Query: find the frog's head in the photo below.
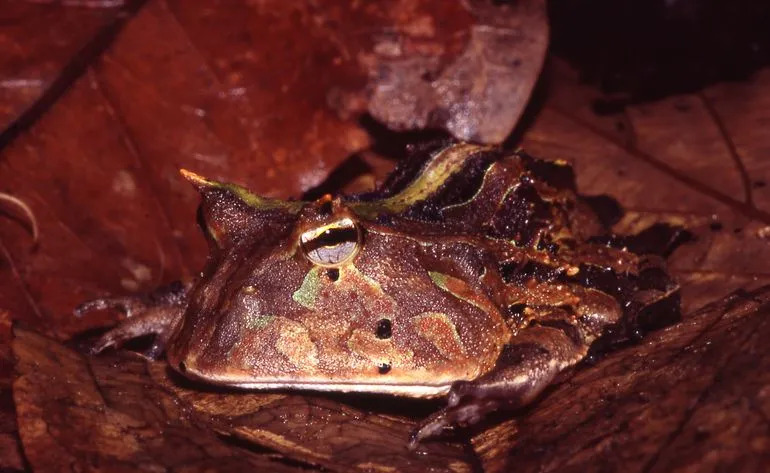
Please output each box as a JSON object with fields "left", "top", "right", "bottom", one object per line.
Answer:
{"left": 167, "top": 144, "right": 516, "bottom": 397}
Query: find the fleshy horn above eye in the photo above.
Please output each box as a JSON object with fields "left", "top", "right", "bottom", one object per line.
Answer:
{"left": 179, "top": 168, "right": 305, "bottom": 247}
{"left": 299, "top": 217, "right": 361, "bottom": 267}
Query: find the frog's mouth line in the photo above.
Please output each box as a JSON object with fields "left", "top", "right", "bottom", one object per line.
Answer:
{"left": 179, "top": 367, "right": 453, "bottom": 398}
{"left": 229, "top": 381, "right": 452, "bottom": 398}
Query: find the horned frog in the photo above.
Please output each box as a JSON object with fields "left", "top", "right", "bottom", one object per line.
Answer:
{"left": 77, "top": 142, "right": 679, "bottom": 447}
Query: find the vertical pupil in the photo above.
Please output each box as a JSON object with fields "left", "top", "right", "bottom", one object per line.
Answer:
{"left": 375, "top": 318, "right": 392, "bottom": 339}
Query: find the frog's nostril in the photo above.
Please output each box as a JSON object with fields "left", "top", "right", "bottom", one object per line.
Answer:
{"left": 327, "top": 268, "right": 339, "bottom": 282}
{"left": 378, "top": 362, "right": 391, "bottom": 374}
{"left": 376, "top": 318, "right": 392, "bottom": 339}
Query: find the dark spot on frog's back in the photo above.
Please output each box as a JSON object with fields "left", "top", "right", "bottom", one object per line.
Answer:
{"left": 506, "top": 303, "right": 529, "bottom": 328}
{"left": 565, "top": 264, "right": 630, "bottom": 299}
{"left": 591, "top": 223, "right": 693, "bottom": 258}
{"left": 376, "top": 318, "right": 392, "bottom": 339}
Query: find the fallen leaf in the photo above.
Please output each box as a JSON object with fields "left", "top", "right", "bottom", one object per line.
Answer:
{"left": 522, "top": 60, "right": 770, "bottom": 312}
{"left": 12, "top": 327, "right": 310, "bottom": 473}
{"left": 361, "top": 0, "right": 548, "bottom": 143}
{"left": 474, "top": 285, "right": 770, "bottom": 472}
{"left": 0, "top": 1, "right": 128, "bottom": 135}
{"left": 0, "top": 0, "right": 546, "bottom": 337}
{"left": 12, "top": 327, "right": 471, "bottom": 472}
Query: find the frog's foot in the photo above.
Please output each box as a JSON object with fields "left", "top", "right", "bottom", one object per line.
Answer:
{"left": 409, "top": 395, "right": 501, "bottom": 449}
{"left": 75, "top": 295, "right": 150, "bottom": 319}
{"left": 75, "top": 282, "right": 188, "bottom": 359}
{"left": 86, "top": 305, "right": 183, "bottom": 358}
{"left": 409, "top": 322, "right": 593, "bottom": 448}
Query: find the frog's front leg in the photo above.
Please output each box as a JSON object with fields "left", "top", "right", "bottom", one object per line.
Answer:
{"left": 75, "top": 281, "right": 188, "bottom": 359}
{"left": 410, "top": 287, "right": 621, "bottom": 448}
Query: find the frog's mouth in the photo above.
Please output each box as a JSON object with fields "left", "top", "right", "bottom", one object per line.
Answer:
{"left": 230, "top": 380, "right": 451, "bottom": 398}
{"left": 176, "top": 362, "right": 453, "bottom": 398}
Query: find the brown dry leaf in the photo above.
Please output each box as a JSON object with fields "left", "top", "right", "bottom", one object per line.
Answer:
{"left": 360, "top": 0, "right": 548, "bottom": 143}
{"left": 0, "top": 1, "right": 128, "bottom": 134}
{"left": 12, "top": 327, "right": 315, "bottom": 473}
{"left": 0, "top": 0, "right": 546, "bottom": 337}
{"left": 474, "top": 286, "right": 770, "bottom": 472}
{"left": 0, "top": 310, "right": 24, "bottom": 473}
{"left": 523, "top": 60, "right": 770, "bottom": 313}
{"left": 12, "top": 327, "right": 471, "bottom": 472}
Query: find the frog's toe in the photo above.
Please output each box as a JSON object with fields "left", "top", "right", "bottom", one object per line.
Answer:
{"left": 85, "top": 305, "right": 183, "bottom": 359}
{"left": 75, "top": 296, "right": 147, "bottom": 319}
{"left": 90, "top": 333, "right": 117, "bottom": 354}
{"left": 89, "top": 320, "right": 143, "bottom": 355}
{"left": 409, "top": 410, "right": 453, "bottom": 449}
{"left": 88, "top": 322, "right": 162, "bottom": 359}
{"left": 409, "top": 398, "right": 500, "bottom": 449}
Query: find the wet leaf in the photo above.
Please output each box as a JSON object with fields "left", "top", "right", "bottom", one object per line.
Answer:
{"left": 361, "top": 0, "right": 548, "bottom": 143}
{"left": 522, "top": 61, "right": 770, "bottom": 313}
{"left": 474, "top": 285, "right": 770, "bottom": 472}
{"left": 12, "top": 327, "right": 471, "bottom": 472}
{"left": 12, "top": 327, "right": 309, "bottom": 473}
{"left": 0, "top": 1, "right": 127, "bottom": 135}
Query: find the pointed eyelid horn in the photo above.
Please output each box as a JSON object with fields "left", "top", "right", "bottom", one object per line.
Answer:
{"left": 179, "top": 168, "right": 214, "bottom": 188}
{"left": 178, "top": 169, "right": 306, "bottom": 213}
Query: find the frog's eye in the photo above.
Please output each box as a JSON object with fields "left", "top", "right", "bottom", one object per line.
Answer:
{"left": 300, "top": 217, "right": 361, "bottom": 267}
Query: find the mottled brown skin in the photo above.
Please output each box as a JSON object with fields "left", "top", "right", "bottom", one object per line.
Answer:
{"left": 76, "top": 142, "right": 679, "bottom": 447}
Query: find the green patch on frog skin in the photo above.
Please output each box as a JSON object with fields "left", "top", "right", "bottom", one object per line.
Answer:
{"left": 350, "top": 143, "right": 493, "bottom": 218}
{"left": 428, "top": 271, "right": 449, "bottom": 288}
{"left": 293, "top": 264, "right": 393, "bottom": 314}
{"left": 293, "top": 267, "right": 321, "bottom": 309}
{"left": 181, "top": 169, "right": 305, "bottom": 213}
{"left": 246, "top": 313, "right": 275, "bottom": 330}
